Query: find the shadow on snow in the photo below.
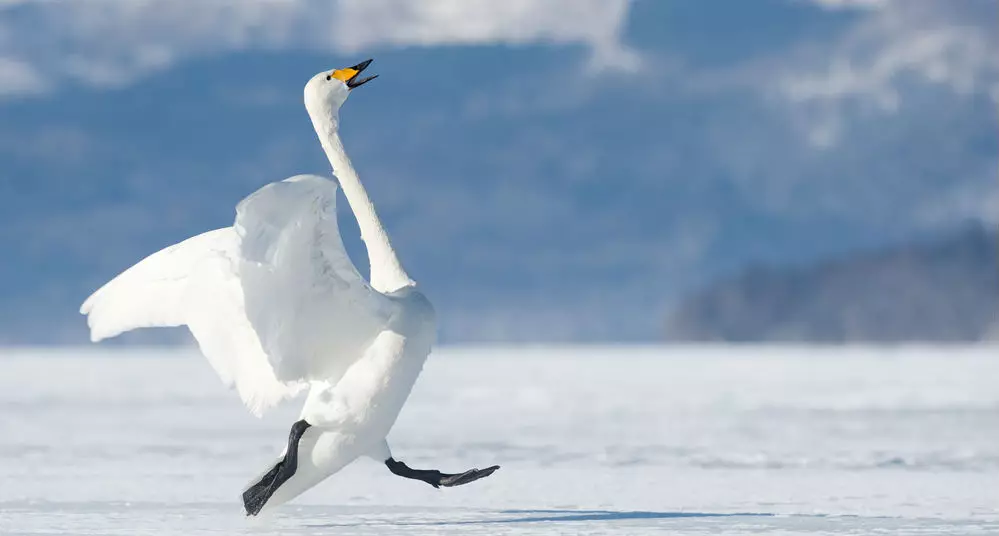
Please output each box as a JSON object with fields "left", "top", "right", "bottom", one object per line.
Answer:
{"left": 480, "top": 509, "right": 774, "bottom": 524}
{"left": 308, "top": 509, "right": 773, "bottom": 527}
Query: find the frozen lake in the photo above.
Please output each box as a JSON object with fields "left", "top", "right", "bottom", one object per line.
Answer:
{"left": 1, "top": 346, "right": 996, "bottom": 535}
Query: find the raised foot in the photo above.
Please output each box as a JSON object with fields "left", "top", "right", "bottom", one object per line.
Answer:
{"left": 385, "top": 457, "right": 500, "bottom": 488}
{"left": 439, "top": 465, "right": 501, "bottom": 487}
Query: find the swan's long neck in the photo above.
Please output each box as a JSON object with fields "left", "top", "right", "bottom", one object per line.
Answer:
{"left": 313, "top": 114, "right": 413, "bottom": 293}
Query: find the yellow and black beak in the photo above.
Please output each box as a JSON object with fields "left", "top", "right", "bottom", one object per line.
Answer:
{"left": 329, "top": 59, "right": 378, "bottom": 90}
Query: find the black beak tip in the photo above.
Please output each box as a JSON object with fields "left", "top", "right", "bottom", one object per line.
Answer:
{"left": 352, "top": 58, "right": 374, "bottom": 72}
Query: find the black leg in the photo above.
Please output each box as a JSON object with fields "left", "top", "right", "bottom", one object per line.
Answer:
{"left": 384, "top": 457, "right": 500, "bottom": 488}
{"left": 242, "top": 419, "right": 312, "bottom": 516}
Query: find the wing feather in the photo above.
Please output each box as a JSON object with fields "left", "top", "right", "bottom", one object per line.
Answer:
{"left": 80, "top": 174, "right": 393, "bottom": 415}
{"left": 81, "top": 228, "right": 301, "bottom": 415}
{"left": 81, "top": 229, "right": 228, "bottom": 341}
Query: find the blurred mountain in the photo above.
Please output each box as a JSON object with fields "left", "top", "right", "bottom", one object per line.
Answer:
{"left": 664, "top": 224, "right": 998, "bottom": 342}
{"left": 1, "top": 1, "right": 996, "bottom": 344}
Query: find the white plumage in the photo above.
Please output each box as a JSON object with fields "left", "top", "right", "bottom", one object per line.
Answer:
{"left": 81, "top": 175, "right": 397, "bottom": 416}
{"left": 80, "top": 60, "right": 496, "bottom": 515}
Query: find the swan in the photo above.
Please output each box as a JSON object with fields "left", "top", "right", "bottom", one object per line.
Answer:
{"left": 79, "top": 59, "right": 499, "bottom": 516}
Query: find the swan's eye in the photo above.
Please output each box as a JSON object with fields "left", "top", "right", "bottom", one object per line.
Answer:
{"left": 326, "top": 75, "right": 332, "bottom": 81}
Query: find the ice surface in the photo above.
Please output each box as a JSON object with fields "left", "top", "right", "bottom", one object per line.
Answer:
{"left": 1, "top": 345, "right": 996, "bottom": 535}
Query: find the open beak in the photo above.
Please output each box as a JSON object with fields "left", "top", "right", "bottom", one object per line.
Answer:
{"left": 344, "top": 59, "right": 377, "bottom": 90}
{"left": 329, "top": 59, "right": 378, "bottom": 89}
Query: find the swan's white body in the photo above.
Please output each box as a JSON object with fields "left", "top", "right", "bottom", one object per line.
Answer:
{"left": 80, "top": 64, "right": 445, "bottom": 512}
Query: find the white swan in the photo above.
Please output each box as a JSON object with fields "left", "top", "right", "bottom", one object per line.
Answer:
{"left": 80, "top": 59, "right": 499, "bottom": 516}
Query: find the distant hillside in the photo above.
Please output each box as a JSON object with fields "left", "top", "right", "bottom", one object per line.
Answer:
{"left": 2, "top": 2, "right": 996, "bottom": 343}
{"left": 664, "top": 225, "right": 998, "bottom": 343}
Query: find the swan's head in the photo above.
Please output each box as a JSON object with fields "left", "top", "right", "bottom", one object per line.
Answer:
{"left": 304, "top": 59, "right": 378, "bottom": 119}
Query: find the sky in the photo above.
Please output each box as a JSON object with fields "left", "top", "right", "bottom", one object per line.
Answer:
{"left": 1, "top": 0, "right": 996, "bottom": 344}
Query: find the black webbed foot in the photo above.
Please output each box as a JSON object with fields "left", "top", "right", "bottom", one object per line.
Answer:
{"left": 242, "top": 461, "right": 285, "bottom": 516}
{"left": 385, "top": 457, "right": 500, "bottom": 488}
{"left": 439, "top": 465, "right": 501, "bottom": 487}
{"left": 242, "top": 419, "right": 312, "bottom": 516}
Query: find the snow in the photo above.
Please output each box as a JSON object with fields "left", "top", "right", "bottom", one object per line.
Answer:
{"left": 1, "top": 345, "right": 996, "bottom": 535}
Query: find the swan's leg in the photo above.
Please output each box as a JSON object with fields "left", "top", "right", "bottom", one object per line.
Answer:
{"left": 242, "top": 419, "right": 312, "bottom": 516}
{"left": 384, "top": 457, "right": 499, "bottom": 488}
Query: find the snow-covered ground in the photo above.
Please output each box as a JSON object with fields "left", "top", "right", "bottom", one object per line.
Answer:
{"left": 1, "top": 346, "right": 996, "bottom": 535}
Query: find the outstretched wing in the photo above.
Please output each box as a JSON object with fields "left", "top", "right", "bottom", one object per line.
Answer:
{"left": 81, "top": 175, "right": 396, "bottom": 415}
{"left": 81, "top": 228, "right": 299, "bottom": 415}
